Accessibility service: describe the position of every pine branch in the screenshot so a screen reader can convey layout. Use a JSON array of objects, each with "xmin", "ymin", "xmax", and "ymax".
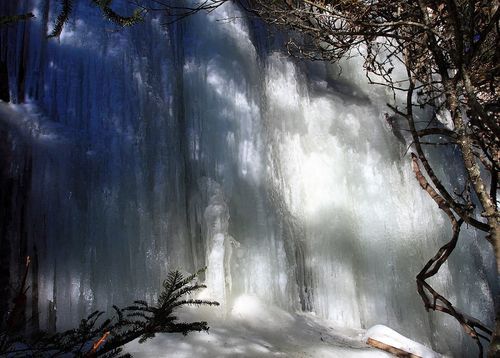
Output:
[
  {"xmin": 0, "ymin": 13, "xmax": 34, "ymax": 26},
  {"xmin": 48, "ymin": 0, "xmax": 73, "ymax": 38},
  {"xmin": 1, "ymin": 269, "xmax": 219, "ymax": 357},
  {"xmin": 91, "ymin": 0, "xmax": 144, "ymax": 27}
]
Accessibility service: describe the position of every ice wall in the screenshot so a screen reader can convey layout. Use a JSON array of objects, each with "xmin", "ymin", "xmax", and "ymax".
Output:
[{"xmin": 0, "ymin": 1, "xmax": 495, "ymax": 356}]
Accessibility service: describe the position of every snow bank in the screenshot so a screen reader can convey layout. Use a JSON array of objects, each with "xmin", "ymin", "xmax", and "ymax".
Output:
[
  {"xmin": 125, "ymin": 295, "xmax": 392, "ymax": 357},
  {"xmin": 363, "ymin": 325, "xmax": 442, "ymax": 358}
]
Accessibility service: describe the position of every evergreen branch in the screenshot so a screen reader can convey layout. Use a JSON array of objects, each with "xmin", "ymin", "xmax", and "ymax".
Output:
[
  {"xmin": 91, "ymin": 0, "xmax": 145, "ymax": 27},
  {"xmin": 173, "ymin": 299, "xmax": 220, "ymax": 308},
  {"xmin": 48, "ymin": 0, "xmax": 73, "ymax": 38},
  {"xmin": 1, "ymin": 269, "xmax": 218, "ymax": 357},
  {"xmin": 0, "ymin": 13, "xmax": 34, "ymax": 26},
  {"xmin": 164, "ymin": 284, "xmax": 208, "ymax": 307},
  {"xmin": 132, "ymin": 300, "xmax": 148, "ymax": 307}
]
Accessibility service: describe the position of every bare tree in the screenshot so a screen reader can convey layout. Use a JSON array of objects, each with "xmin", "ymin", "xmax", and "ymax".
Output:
[{"xmin": 242, "ymin": 1, "xmax": 499, "ymax": 356}]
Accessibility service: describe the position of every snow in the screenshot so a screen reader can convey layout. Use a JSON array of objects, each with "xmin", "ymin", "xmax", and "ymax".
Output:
[
  {"xmin": 125, "ymin": 295, "xmax": 392, "ymax": 357},
  {"xmin": 363, "ymin": 325, "xmax": 442, "ymax": 358},
  {"xmin": 125, "ymin": 299, "xmax": 445, "ymax": 357}
]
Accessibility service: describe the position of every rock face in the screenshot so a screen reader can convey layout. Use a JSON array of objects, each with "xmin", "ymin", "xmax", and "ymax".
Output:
[{"xmin": 0, "ymin": 2, "xmax": 495, "ymax": 356}]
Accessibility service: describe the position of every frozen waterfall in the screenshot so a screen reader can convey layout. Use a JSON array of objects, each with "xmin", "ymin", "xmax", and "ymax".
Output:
[{"xmin": 0, "ymin": 1, "xmax": 495, "ymax": 357}]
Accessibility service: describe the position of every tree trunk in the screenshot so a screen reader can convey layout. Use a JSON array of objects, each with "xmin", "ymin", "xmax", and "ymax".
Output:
[
  {"xmin": 31, "ymin": 245, "xmax": 39, "ymax": 332},
  {"xmin": 489, "ymin": 310, "xmax": 500, "ymax": 358},
  {"xmin": 446, "ymin": 85, "xmax": 499, "ymax": 357}
]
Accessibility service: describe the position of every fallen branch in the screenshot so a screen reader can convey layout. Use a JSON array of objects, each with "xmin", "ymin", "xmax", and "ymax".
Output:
[{"xmin": 367, "ymin": 337, "xmax": 421, "ymax": 358}]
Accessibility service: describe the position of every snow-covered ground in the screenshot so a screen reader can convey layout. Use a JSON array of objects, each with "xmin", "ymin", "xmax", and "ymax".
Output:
[{"xmin": 125, "ymin": 295, "xmax": 440, "ymax": 357}]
